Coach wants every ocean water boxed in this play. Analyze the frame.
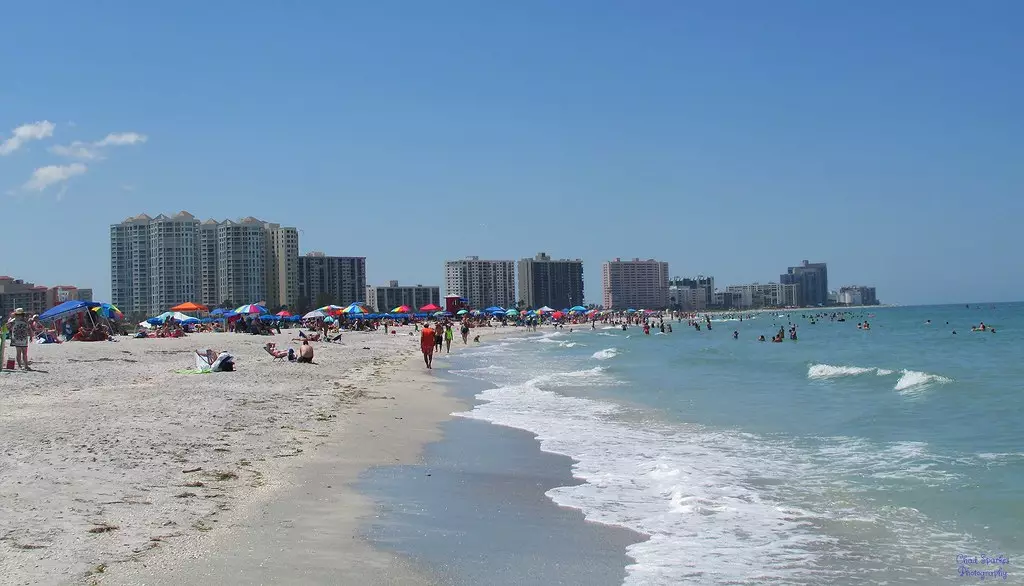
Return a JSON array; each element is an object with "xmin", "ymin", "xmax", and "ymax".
[{"xmin": 451, "ymin": 303, "xmax": 1023, "ymax": 585}]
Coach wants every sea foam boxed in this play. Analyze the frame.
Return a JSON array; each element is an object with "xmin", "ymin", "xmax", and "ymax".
[
  {"xmin": 807, "ymin": 364, "xmax": 876, "ymax": 379},
  {"xmin": 592, "ymin": 348, "xmax": 618, "ymax": 360},
  {"xmin": 894, "ymin": 370, "xmax": 953, "ymax": 394},
  {"xmin": 453, "ymin": 370, "xmax": 971, "ymax": 585}
]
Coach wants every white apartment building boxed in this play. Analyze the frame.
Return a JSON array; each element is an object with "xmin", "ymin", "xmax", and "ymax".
[
  {"xmin": 111, "ymin": 212, "xmax": 201, "ymax": 316},
  {"xmin": 366, "ymin": 280, "xmax": 440, "ymax": 312},
  {"xmin": 111, "ymin": 212, "xmax": 299, "ymax": 315},
  {"xmin": 217, "ymin": 218, "xmax": 268, "ymax": 306},
  {"xmin": 725, "ymin": 283, "xmax": 800, "ymax": 308},
  {"xmin": 601, "ymin": 258, "xmax": 669, "ymax": 310},
  {"xmin": 444, "ymin": 257, "xmax": 516, "ymax": 309}
]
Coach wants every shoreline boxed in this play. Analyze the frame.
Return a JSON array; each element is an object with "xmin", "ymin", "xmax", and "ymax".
[
  {"xmin": 103, "ymin": 346, "xmax": 462, "ymax": 585},
  {"xmin": 0, "ymin": 324, "xmax": 526, "ymax": 585}
]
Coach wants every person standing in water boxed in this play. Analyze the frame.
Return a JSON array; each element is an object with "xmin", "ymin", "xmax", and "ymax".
[
  {"xmin": 444, "ymin": 323, "xmax": 453, "ymax": 353},
  {"xmin": 460, "ymin": 320, "xmax": 470, "ymax": 344},
  {"xmin": 420, "ymin": 323, "xmax": 436, "ymax": 369}
]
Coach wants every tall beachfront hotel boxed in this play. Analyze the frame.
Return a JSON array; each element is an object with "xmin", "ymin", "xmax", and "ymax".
[
  {"xmin": 110, "ymin": 212, "xmax": 298, "ymax": 315},
  {"xmin": 601, "ymin": 258, "xmax": 670, "ymax": 310},
  {"xmin": 517, "ymin": 252, "xmax": 584, "ymax": 310},
  {"xmin": 444, "ymin": 256, "xmax": 516, "ymax": 310}
]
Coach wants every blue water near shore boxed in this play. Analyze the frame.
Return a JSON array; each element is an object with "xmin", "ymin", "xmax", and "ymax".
[{"xmin": 450, "ymin": 303, "xmax": 1023, "ymax": 585}]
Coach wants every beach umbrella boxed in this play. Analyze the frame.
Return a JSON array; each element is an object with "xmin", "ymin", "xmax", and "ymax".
[
  {"xmin": 324, "ymin": 316, "xmax": 336, "ymax": 324},
  {"xmin": 303, "ymin": 309, "xmax": 327, "ymax": 319},
  {"xmin": 180, "ymin": 317, "xmax": 200, "ymax": 324},
  {"xmin": 483, "ymin": 306, "xmax": 504, "ymax": 313},
  {"xmin": 200, "ymin": 317, "xmax": 215, "ymax": 324},
  {"xmin": 170, "ymin": 301, "xmax": 208, "ymax": 312},
  {"xmin": 419, "ymin": 303, "xmax": 441, "ymax": 312},
  {"xmin": 341, "ymin": 304, "xmax": 368, "ymax": 315},
  {"xmin": 569, "ymin": 305, "xmax": 587, "ymax": 312},
  {"xmin": 456, "ymin": 309, "xmax": 469, "ymax": 315},
  {"xmin": 538, "ymin": 306, "xmax": 554, "ymax": 313},
  {"xmin": 92, "ymin": 303, "xmax": 123, "ymax": 320},
  {"xmin": 146, "ymin": 317, "xmax": 165, "ymax": 325},
  {"xmin": 211, "ymin": 308, "xmax": 226, "ymax": 316},
  {"xmin": 506, "ymin": 309, "xmax": 519, "ymax": 316},
  {"xmin": 276, "ymin": 310, "xmax": 293, "ymax": 317},
  {"xmin": 235, "ymin": 304, "xmax": 268, "ymax": 315},
  {"xmin": 551, "ymin": 311, "xmax": 564, "ymax": 319},
  {"xmin": 259, "ymin": 314, "xmax": 279, "ymax": 322},
  {"xmin": 626, "ymin": 308, "xmax": 637, "ymax": 313},
  {"xmin": 392, "ymin": 305, "xmax": 412, "ymax": 313},
  {"xmin": 222, "ymin": 311, "xmax": 238, "ymax": 318}
]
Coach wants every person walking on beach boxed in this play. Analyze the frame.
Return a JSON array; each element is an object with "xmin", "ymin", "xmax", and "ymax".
[
  {"xmin": 460, "ymin": 321, "xmax": 470, "ymax": 344},
  {"xmin": 444, "ymin": 324, "xmax": 453, "ymax": 353},
  {"xmin": 8, "ymin": 308, "xmax": 32, "ymax": 370},
  {"xmin": 435, "ymin": 322, "xmax": 445, "ymax": 353},
  {"xmin": 420, "ymin": 323, "xmax": 436, "ymax": 369}
]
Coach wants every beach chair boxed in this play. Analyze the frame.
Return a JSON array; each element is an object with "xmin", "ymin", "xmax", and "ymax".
[{"xmin": 263, "ymin": 343, "xmax": 288, "ymax": 361}]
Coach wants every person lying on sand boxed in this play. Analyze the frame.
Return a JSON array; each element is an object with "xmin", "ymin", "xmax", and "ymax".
[{"xmin": 294, "ymin": 331, "xmax": 321, "ymax": 342}]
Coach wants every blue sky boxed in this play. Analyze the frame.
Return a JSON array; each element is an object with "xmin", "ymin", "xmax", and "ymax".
[{"xmin": 2, "ymin": 1, "xmax": 1021, "ymax": 305}]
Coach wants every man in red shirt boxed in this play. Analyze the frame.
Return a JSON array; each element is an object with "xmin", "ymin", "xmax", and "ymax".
[{"xmin": 420, "ymin": 323, "xmax": 436, "ymax": 369}]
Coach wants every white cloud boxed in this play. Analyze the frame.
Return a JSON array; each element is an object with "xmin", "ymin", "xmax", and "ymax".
[
  {"xmin": 49, "ymin": 141, "xmax": 103, "ymax": 160},
  {"xmin": 23, "ymin": 163, "xmax": 87, "ymax": 191},
  {"xmin": 0, "ymin": 120, "xmax": 56, "ymax": 155},
  {"xmin": 51, "ymin": 131, "xmax": 147, "ymax": 160},
  {"xmin": 95, "ymin": 132, "xmax": 147, "ymax": 147}
]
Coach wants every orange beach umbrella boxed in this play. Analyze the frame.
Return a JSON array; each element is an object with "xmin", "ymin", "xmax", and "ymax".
[{"xmin": 170, "ymin": 302, "xmax": 208, "ymax": 312}]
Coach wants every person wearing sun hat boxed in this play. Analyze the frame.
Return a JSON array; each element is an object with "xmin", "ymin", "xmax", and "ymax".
[{"xmin": 7, "ymin": 308, "xmax": 32, "ymax": 370}]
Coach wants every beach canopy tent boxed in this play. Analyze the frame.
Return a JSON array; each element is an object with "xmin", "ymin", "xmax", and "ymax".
[
  {"xmin": 419, "ymin": 303, "xmax": 441, "ymax": 312},
  {"xmin": 259, "ymin": 314, "xmax": 280, "ymax": 322},
  {"xmin": 538, "ymin": 306, "xmax": 555, "ymax": 313},
  {"xmin": 39, "ymin": 300, "xmax": 101, "ymax": 322},
  {"xmin": 569, "ymin": 305, "xmax": 587, "ymax": 312},
  {"xmin": 170, "ymin": 302, "xmax": 208, "ymax": 312}
]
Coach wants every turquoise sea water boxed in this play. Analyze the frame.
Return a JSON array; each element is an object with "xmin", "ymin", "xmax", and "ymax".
[{"xmin": 451, "ymin": 303, "xmax": 1023, "ymax": 585}]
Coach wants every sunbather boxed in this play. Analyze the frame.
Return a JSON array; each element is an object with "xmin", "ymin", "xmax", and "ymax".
[{"xmin": 264, "ymin": 342, "xmax": 288, "ymax": 360}]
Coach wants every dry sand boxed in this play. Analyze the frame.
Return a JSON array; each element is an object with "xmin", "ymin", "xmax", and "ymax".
[{"xmin": 0, "ymin": 325, "xmax": 511, "ymax": 585}]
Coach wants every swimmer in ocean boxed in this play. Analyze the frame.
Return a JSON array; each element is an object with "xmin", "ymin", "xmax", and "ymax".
[{"xmin": 733, "ymin": 330, "xmax": 739, "ymax": 339}]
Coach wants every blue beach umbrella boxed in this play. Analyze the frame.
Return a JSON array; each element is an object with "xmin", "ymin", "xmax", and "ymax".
[
  {"xmin": 146, "ymin": 317, "xmax": 164, "ymax": 325},
  {"xmin": 570, "ymin": 305, "xmax": 587, "ymax": 312},
  {"xmin": 211, "ymin": 308, "xmax": 227, "ymax": 316}
]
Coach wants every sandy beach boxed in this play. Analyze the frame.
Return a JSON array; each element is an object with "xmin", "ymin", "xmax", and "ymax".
[{"xmin": 0, "ymin": 325, "xmax": 511, "ymax": 585}]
